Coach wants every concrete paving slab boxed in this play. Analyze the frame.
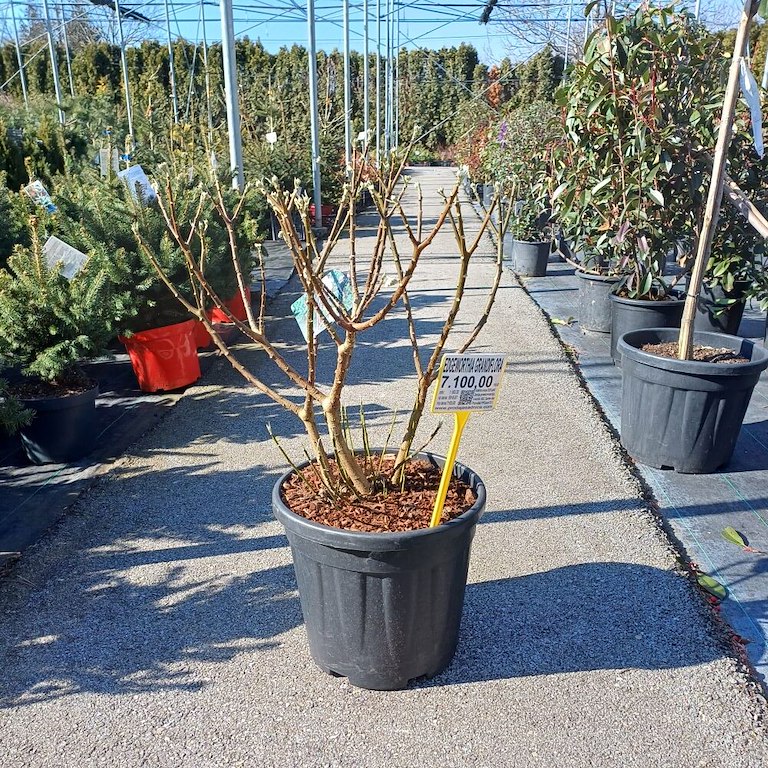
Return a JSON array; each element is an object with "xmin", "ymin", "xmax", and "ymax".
[{"xmin": 0, "ymin": 168, "xmax": 766, "ymax": 767}]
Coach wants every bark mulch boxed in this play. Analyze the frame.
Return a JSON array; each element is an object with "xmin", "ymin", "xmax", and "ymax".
[{"xmin": 281, "ymin": 455, "xmax": 477, "ymax": 533}]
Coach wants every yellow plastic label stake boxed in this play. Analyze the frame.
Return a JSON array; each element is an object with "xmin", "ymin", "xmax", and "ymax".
[
  {"xmin": 429, "ymin": 411, "xmax": 470, "ymax": 528},
  {"xmin": 429, "ymin": 353, "xmax": 507, "ymax": 528}
]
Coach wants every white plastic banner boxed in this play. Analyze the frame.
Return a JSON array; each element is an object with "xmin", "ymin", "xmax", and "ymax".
[{"xmin": 739, "ymin": 58, "xmax": 764, "ymax": 159}]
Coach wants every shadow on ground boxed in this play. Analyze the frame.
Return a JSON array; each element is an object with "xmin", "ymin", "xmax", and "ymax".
[
  {"xmin": 0, "ymin": 492, "xmax": 736, "ymax": 707},
  {"xmin": 426, "ymin": 561, "xmax": 721, "ymax": 686}
]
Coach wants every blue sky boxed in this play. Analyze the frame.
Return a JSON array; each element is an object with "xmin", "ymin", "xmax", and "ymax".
[{"xmin": 2, "ymin": 1, "xmax": 748, "ymax": 69}]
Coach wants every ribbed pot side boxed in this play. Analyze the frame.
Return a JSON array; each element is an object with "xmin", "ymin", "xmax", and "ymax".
[
  {"xmin": 575, "ymin": 271, "xmax": 620, "ymax": 333},
  {"xmin": 272, "ymin": 453, "xmax": 486, "ymax": 690},
  {"xmin": 508, "ymin": 239, "xmax": 550, "ymax": 277},
  {"xmin": 610, "ymin": 294, "xmax": 684, "ymax": 363},
  {"xmin": 20, "ymin": 384, "xmax": 99, "ymax": 464},
  {"xmin": 618, "ymin": 329, "xmax": 768, "ymax": 473}
]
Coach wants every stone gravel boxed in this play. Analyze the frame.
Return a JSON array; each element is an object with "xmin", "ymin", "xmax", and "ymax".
[{"xmin": 0, "ymin": 167, "xmax": 766, "ymax": 767}]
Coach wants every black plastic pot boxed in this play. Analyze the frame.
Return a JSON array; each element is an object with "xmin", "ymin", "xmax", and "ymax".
[
  {"xmin": 508, "ymin": 238, "xmax": 550, "ymax": 277},
  {"xmin": 20, "ymin": 384, "xmax": 99, "ymax": 465},
  {"xmin": 610, "ymin": 293, "xmax": 684, "ymax": 363},
  {"xmin": 693, "ymin": 281, "xmax": 749, "ymax": 335},
  {"xmin": 575, "ymin": 271, "xmax": 621, "ymax": 333},
  {"xmin": 618, "ymin": 329, "xmax": 768, "ymax": 473},
  {"xmin": 272, "ymin": 454, "xmax": 486, "ymax": 690}
]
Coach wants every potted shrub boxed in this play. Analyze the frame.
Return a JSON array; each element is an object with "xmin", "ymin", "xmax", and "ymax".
[
  {"xmin": 53, "ymin": 169, "xmax": 255, "ymax": 391},
  {"xmin": 694, "ymin": 124, "xmax": 768, "ymax": 335},
  {"xmin": 482, "ymin": 102, "xmax": 559, "ymax": 277},
  {"xmin": 551, "ymin": 5, "xmax": 732, "ymax": 347},
  {"xmin": 142, "ymin": 149, "xmax": 503, "ymax": 689},
  {"xmin": 617, "ymin": 0, "xmax": 768, "ymax": 473},
  {"xmin": 0, "ymin": 220, "xmax": 116, "ymax": 464}
]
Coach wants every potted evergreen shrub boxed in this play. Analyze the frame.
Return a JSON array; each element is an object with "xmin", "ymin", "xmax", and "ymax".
[
  {"xmin": 694, "ymin": 124, "xmax": 768, "ymax": 335},
  {"xmin": 0, "ymin": 220, "xmax": 116, "ymax": 464},
  {"xmin": 53, "ymin": 169, "xmax": 255, "ymax": 391},
  {"xmin": 482, "ymin": 102, "xmax": 559, "ymax": 277},
  {"xmin": 142, "ymin": 149, "xmax": 503, "ymax": 690},
  {"xmin": 616, "ymin": 0, "xmax": 768, "ymax": 474},
  {"xmin": 551, "ymin": 5, "xmax": 731, "ymax": 347}
]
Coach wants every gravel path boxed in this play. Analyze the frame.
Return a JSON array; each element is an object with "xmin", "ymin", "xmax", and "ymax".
[{"xmin": 1, "ymin": 167, "xmax": 766, "ymax": 767}]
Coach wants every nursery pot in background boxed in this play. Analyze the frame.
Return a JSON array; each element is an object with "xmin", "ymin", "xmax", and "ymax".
[
  {"xmin": 617, "ymin": 328, "xmax": 768, "ymax": 474},
  {"xmin": 120, "ymin": 319, "xmax": 200, "ymax": 393},
  {"xmin": 693, "ymin": 281, "xmax": 750, "ymax": 336},
  {"xmin": 272, "ymin": 453, "xmax": 487, "ymax": 691},
  {"xmin": 210, "ymin": 287, "xmax": 252, "ymax": 323},
  {"xmin": 508, "ymin": 238, "xmax": 550, "ymax": 277},
  {"xmin": 20, "ymin": 384, "xmax": 99, "ymax": 465},
  {"xmin": 610, "ymin": 293, "xmax": 684, "ymax": 363},
  {"xmin": 192, "ymin": 320, "xmax": 213, "ymax": 349},
  {"xmin": 575, "ymin": 271, "xmax": 621, "ymax": 333}
]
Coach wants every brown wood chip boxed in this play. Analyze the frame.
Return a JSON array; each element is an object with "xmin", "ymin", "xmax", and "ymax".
[{"xmin": 280, "ymin": 456, "xmax": 477, "ymax": 533}]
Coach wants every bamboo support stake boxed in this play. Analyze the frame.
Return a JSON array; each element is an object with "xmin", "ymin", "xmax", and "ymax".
[{"xmin": 678, "ymin": 0, "xmax": 759, "ymax": 360}]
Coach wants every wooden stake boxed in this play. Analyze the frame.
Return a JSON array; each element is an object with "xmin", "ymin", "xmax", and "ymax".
[{"xmin": 678, "ymin": 0, "xmax": 759, "ymax": 360}]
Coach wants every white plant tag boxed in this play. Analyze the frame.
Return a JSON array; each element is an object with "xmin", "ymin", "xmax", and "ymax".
[
  {"xmin": 740, "ymin": 58, "xmax": 764, "ymax": 158},
  {"xmin": 43, "ymin": 236, "xmax": 88, "ymax": 279},
  {"xmin": 118, "ymin": 164, "xmax": 156, "ymax": 203},
  {"xmin": 290, "ymin": 270, "xmax": 353, "ymax": 342},
  {"xmin": 23, "ymin": 180, "xmax": 57, "ymax": 212}
]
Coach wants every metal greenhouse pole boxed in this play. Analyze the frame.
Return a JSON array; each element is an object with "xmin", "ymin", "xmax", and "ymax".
[
  {"xmin": 563, "ymin": 0, "xmax": 574, "ymax": 80},
  {"xmin": 200, "ymin": 0, "xmax": 214, "ymax": 146},
  {"xmin": 220, "ymin": 0, "xmax": 244, "ymax": 189},
  {"xmin": 58, "ymin": 3, "xmax": 75, "ymax": 97},
  {"xmin": 376, "ymin": 0, "xmax": 381, "ymax": 162},
  {"xmin": 10, "ymin": 5, "xmax": 29, "ymax": 109},
  {"xmin": 114, "ymin": 0, "xmax": 135, "ymax": 137},
  {"xmin": 363, "ymin": 0, "xmax": 370, "ymax": 143},
  {"xmin": 41, "ymin": 0, "xmax": 65, "ymax": 124},
  {"xmin": 343, "ymin": 0, "xmax": 352, "ymax": 168},
  {"xmin": 385, "ymin": 0, "xmax": 391, "ymax": 153},
  {"xmin": 164, "ymin": 0, "xmax": 179, "ymax": 123},
  {"xmin": 307, "ymin": 0, "xmax": 323, "ymax": 226},
  {"xmin": 394, "ymin": 1, "xmax": 399, "ymax": 149}
]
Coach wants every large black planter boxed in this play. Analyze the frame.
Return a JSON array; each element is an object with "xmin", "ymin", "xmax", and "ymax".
[
  {"xmin": 20, "ymin": 384, "xmax": 99, "ymax": 464},
  {"xmin": 693, "ymin": 281, "xmax": 749, "ymax": 335},
  {"xmin": 618, "ymin": 329, "xmax": 768, "ymax": 473},
  {"xmin": 507, "ymin": 238, "xmax": 550, "ymax": 277},
  {"xmin": 610, "ymin": 293, "xmax": 684, "ymax": 363},
  {"xmin": 575, "ymin": 271, "xmax": 620, "ymax": 333},
  {"xmin": 272, "ymin": 454, "xmax": 486, "ymax": 690}
]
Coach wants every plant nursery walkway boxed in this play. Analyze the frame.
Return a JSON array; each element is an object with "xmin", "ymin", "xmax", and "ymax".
[{"xmin": 0, "ymin": 167, "xmax": 766, "ymax": 767}]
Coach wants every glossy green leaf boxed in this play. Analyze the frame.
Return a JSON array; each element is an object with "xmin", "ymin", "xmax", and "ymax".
[
  {"xmin": 647, "ymin": 189, "xmax": 665, "ymax": 207},
  {"xmin": 697, "ymin": 574, "xmax": 727, "ymax": 600},
  {"xmin": 721, "ymin": 527, "xmax": 747, "ymax": 548},
  {"xmin": 591, "ymin": 178, "xmax": 612, "ymax": 195},
  {"xmin": 552, "ymin": 182, "xmax": 569, "ymax": 201}
]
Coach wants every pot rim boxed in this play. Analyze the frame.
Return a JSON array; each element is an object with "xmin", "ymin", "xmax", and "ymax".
[
  {"xmin": 609, "ymin": 292, "xmax": 683, "ymax": 307},
  {"xmin": 575, "ymin": 269, "xmax": 621, "ymax": 283},
  {"xmin": 272, "ymin": 451, "xmax": 487, "ymax": 551},
  {"xmin": 617, "ymin": 328, "xmax": 768, "ymax": 376},
  {"xmin": 19, "ymin": 382, "xmax": 99, "ymax": 407},
  {"xmin": 118, "ymin": 318, "xmax": 196, "ymax": 343}
]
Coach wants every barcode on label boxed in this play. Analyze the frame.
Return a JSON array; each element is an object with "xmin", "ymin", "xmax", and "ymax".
[{"xmin": 457, "ymin": 390, "xmax": 474, "ymax": 407}]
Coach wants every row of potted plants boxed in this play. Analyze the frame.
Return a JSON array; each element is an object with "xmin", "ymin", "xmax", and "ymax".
[
  {"xmin": 0, "ymin": 163, "xmax": 259, "ymax": 465},
  {"xmin": 472, "ymin": 7, "xmax": 768, "ymax": 330},
  {"xmin": 3, "ymin": 136, "xmax": 508, "ymax": 692},
  {"xmin": 470, "ymin": 4, "xmax": 768, "ymax": 475}
]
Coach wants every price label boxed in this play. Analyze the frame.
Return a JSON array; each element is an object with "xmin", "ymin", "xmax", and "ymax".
[{"xmin": 431, "ymin": 354, "xmax": 507, "ymax": 413}]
